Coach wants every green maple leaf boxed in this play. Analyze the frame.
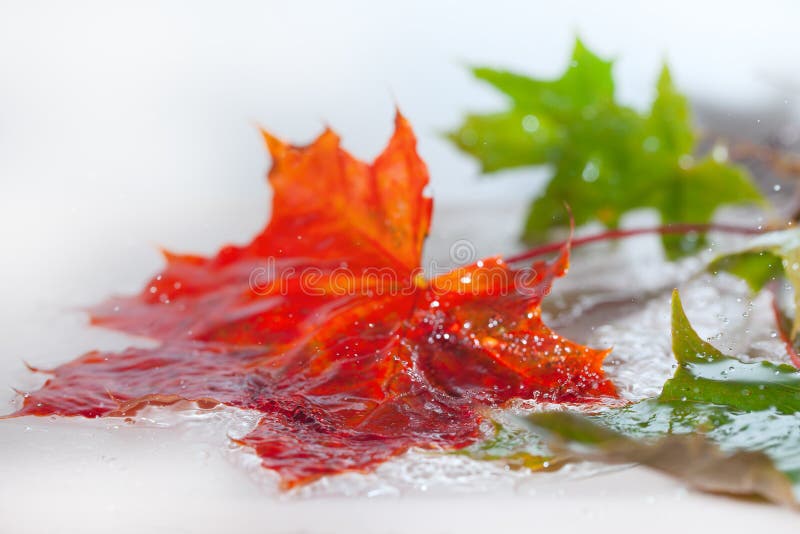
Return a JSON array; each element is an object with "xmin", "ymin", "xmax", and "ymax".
[
  {"xmin": 518, "ymin": 291, "xmax": 800, "ymax": 507},
  {"xmin": 448, "ymin": 39, "xmax": 765, "ymax": 258}
]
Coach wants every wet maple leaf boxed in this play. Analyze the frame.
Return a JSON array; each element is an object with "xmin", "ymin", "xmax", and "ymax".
[
  {"xmin": 9, "ymin": 112, "xmax": 615, "ymax": 487},
  {"xmin": 447, "ymin": 39, "xmax": 764, "ymax": 259}
]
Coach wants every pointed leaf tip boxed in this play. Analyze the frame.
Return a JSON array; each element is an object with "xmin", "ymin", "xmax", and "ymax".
[
  {"xmin": 659, "ymin": 63, "xmax": 673, "ymax": 81},
  {"xmin": 670, "ymin": 290, "xmax": 725, "ymax": 365},
  {"xmin": 260, "ymin": 128, "xmax": 288, "ymax": 160},
  {"xmin": 670, "ymin": 288, "xmax": 681, "ymax": 309},
  {"xmin": 314, "ymin": 126, "xmax": 342, "ymax": 150},
  {"xmin": 392, "ymin": 109, "xmax": 415, "ymax": 140}
]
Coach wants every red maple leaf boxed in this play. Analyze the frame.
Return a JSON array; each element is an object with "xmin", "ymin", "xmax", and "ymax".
[{"xmin": 9, "ymin": 112, "xmax": 615, "ymax": 487}]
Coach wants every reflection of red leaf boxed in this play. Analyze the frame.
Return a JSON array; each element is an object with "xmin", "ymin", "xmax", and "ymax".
[{"xmin": 10, "ymin": 112, "xmax": 615, "ymax": 487}]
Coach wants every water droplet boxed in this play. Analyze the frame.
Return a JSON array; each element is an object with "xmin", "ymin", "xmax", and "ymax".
[
  {"xmin": 521, "ymin": 115, "xmax": 540, "ymax": 133},
  {"xmin": 581, "ymin": 160, "xmax": 600, "ymax": 182},
  {"xmin": 643, "ymin": 136, "xmax": 660, "ymax": 152},
  {"xmin": 678, "ymin": 154, "xmax": 694, "ymax": 169}
]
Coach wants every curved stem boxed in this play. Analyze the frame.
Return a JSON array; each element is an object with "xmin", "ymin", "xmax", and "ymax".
[
  {"xmin": 768, "ymin": 282, "xmax": 800, "ymax": 369},
  {"xmin": 504, "ymin": 223, "xmax": 771, "ymax": 264}
]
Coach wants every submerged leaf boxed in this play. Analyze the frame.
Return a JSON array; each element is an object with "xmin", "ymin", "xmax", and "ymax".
[
  {"xmin": 454, "ymin": 416, "xmax": 556, "ymax": 471},
  {"xmin": 526, "ymin": 409, "xmax": 798, "ymax": 507},
  {"xmin": 448, "ymin": 39, "xmax": 764, "ymax": 258},
  {"xmin": 519, "ymin": 291, "xmax": 800, "ymax": 507},
  {"xmin": 8, "ymin": 112, "xmax": 615, "ymax": 487}
]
